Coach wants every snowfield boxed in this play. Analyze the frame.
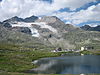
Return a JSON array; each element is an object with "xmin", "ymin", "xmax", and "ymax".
[{"xmin": 10, "ymin": 22, "xmax": 57, "ymax": 37}]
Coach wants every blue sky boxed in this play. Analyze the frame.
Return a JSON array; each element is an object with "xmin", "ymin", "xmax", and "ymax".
[{"xmin": 0, "ymin": 0, "xmax": 100, "ymax": 26}]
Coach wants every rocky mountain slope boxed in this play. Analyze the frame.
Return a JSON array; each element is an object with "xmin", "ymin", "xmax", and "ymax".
[
  {"xmin": 0, "ymin": 24, "xmax": 51, "ymax": 51},
  {"xmin": 0, "ymin": 16, "xmax": 100, "ymax": 50}
]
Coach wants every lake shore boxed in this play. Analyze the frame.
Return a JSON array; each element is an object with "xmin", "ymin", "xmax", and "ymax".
[{"xmin": 0, "ymin": 46, "xmax": 100, "ymax": 75}]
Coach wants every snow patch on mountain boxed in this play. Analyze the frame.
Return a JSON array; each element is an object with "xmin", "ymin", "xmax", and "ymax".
[
  {"xmin": 88, "ymin": 24, "xmax": 98, "ymax": 27},
  {"xmin": 30, "ymin": 27, "xmax": 40, "ymax": 37},
  {"xmin": 32, "ymin": 22, "xmax": 57, "ymax": 33},
  {"xmin": 11, "ymin": 22, "xmax": 40, "ymax": 37},
  {"xmin": 10, "ymin": 22, "xmax": 57, "ymax": 37},
  {"xmin": 11, "ymin": 22, "xmax": 31, "ymax": 27}
]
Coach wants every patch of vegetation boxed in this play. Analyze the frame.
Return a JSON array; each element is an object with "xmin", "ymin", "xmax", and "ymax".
[
  {"xmin": 80, "ymin": 50, "xmax": 93, "ymax": 55},
  {"xmin": 0, "ymin": 43, "xmax": 60, "ymax": 73},
  {"xmin": 91, "ymin": 50, "xmax": 100, "ymax": 55}
]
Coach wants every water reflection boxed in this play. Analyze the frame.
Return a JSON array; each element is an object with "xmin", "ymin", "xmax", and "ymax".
[{"xmin": 28, "ymin": 55, "xmax": 100, "ymax": 74}]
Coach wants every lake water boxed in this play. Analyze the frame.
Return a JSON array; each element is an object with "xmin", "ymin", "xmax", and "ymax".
[{"xmin": 29, "ymin": 55, "xmax": 100, "ymax": 74}]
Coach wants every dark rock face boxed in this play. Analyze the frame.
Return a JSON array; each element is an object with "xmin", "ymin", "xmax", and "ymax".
[
  {"xmin": 3, "ymin": 22, "xmax": 12, "ymax": 28},
  {"xmin": 24, "ymin": 15, "xmax": 38, "ymax": 22},
  {"xmin": 11, "ymin": 27, "xmax": 32, "ymax": 35},
  {"xmin": 80, "ymin": 25, "xmax": 91, "ymax": 31},
  {"xmin": 0, "ymin": 22, "xmax": 2, "ymax": 24},
  {"xmin": 81, "ymin": 25, "xmax": 100, "ymax": 31}
]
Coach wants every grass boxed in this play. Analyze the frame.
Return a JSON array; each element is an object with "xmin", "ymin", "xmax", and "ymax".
[
  {"xmin": 0, "ymin": 43, "xmax": 100, "ymax": 74},
  {"xmin": 0, "ymin": 49, "xmax": 60, "ymax": 72},
  {"xmin": 0, "ymin": 43, "xmax": 60, "ymax": 73}
]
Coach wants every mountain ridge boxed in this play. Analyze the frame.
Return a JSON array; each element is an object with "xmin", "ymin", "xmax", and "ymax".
[
  {"xmin": 81, "ymin": 25, "xmax": 100, "ymax": 32},
  {"xmin": 0, "ymin": 15, "xmax": 100, "ymax": 49}
]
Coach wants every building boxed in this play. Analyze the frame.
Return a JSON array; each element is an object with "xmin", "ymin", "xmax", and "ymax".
[{"xmin": 81, "ymin": 46, "xmax": 94, "ymax": 51}]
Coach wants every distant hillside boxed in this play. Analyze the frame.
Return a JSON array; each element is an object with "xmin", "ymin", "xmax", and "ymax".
[
  {"xmin": 80, "ymin": 25, "xmax": 100, "ymax": 32},
  {"xmin": 63, "ymin": 31, "xmax": 100, "ymax": 50}
]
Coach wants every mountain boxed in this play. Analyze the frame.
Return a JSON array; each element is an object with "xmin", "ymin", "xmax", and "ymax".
[
  {"xmin": 0, "ymin": 16, "xmax": 100, "ymax": 50},
  {"xmin": 2, "ymin": 15, "xmax": 38, "ymax": 35},
  {"xmin": 80, "ymin": 25, "xmax": 100, "ymax": 32},
  {"xmin": 32, "ymin": 16, "xmax": 83, "ymax": 48}
]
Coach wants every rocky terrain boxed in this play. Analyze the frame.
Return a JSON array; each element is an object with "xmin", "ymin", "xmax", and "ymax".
[
  {"xmin": 0, "ymin": 15, "xmax": 100, "ymax": 50},
  {"xmin": 0, "ymin": 24, "xmax": 51, "ymax": 51}
]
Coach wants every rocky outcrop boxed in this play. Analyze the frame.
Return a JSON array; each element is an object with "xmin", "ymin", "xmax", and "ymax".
[
  {"xmin": 11, "ymin": 27, "xmax": 32, "ymax": 35},
  {"xmin": 2, "ymin": 22, "xmax": 12, "ymax": 28}
]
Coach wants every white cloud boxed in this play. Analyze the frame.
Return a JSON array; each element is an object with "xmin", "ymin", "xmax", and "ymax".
[
  {"xmin": 71, "ymin": 4, "xmax": 100, "ymax": 25},
  {"xmin": 0, "ymin": 0, "xmax": 52, "ymax": 21},
  {"xmin": 0, "ymin": 0, "xmax": 99, "ymax": 26},
  {"xmin": 52, "ymin": 3, "xmax": 100, "ymax": 25},
  {"xmin": 52, "ymin": 0, "xmax": 96, "ymax": 10}
]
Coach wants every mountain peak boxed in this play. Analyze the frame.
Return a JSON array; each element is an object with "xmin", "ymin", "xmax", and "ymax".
[
  {"xmin": 24, "ymin": 15, "xmax": 38, "ymax": 22},
  {"xmin": 12, "ymin": 16, "xmax": 19, "ymax": 19},
  {"xmin": 80, "ymin": 25, "xmax": 91, "ymax": 30},
  {"xmin": 80, "ymin": 24, "xmax": 100, "ymax": 31},
  {"xmin": 3, "ymin": 15, "xmax": 38, "ymax": 23},
  {"xmin": 36, "ymin": 16, "xmax": 64, "ymax": 24},
  {"xmin": 3, "ymin": 16, "xmax": 24, "ymax": 23}
]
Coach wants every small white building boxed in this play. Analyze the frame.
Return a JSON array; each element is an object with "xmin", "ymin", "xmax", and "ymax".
[
  {"xmin": 81, "ymin": 46, "xmax": 94, "ymax": 51},
  {"xmin": 81, "ymin": 47, "xmax": 85, "ymax": 51}
]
